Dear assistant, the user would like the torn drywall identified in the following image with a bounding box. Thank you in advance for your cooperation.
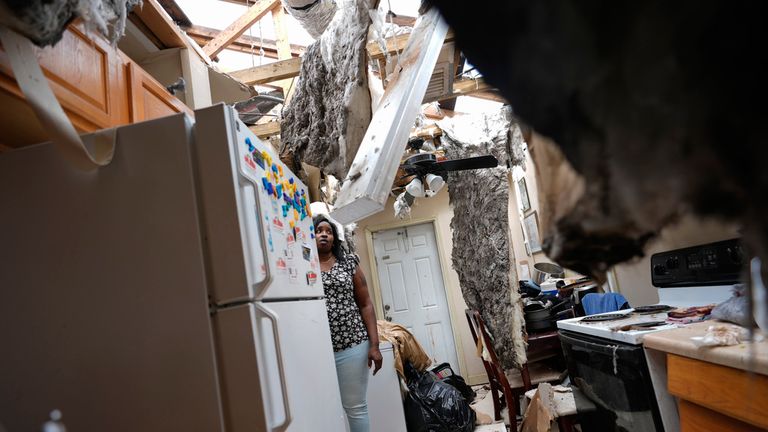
[439,107,526,369]
[280,0,374,179]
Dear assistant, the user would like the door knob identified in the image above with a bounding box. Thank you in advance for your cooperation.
[384,304,391,311]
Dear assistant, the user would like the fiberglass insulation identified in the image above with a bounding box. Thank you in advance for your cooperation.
[439,107,527,369]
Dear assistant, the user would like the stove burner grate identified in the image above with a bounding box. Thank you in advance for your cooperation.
[580,313,629,322]
[633,305,673,314]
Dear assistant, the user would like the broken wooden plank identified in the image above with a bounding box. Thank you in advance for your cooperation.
[202,0,279,58]
[249,121,281,137]
[331,8,449,223]
[182,24,305,58]
[229,57,302,85]
[410,124,443,139]
[366,29,454,60]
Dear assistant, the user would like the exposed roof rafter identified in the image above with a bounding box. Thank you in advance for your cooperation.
[182,24,305,58]
[229,56,302,85]
[202,0,279,58]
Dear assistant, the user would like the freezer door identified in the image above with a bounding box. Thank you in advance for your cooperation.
[0,114,225,432]
[213,300,346,432]
[194,104,323,304]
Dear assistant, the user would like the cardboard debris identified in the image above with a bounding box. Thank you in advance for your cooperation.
[521,383,556,432]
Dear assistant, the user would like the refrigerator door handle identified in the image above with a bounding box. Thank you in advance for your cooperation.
[254,302,292,431]
[242,182,272,300]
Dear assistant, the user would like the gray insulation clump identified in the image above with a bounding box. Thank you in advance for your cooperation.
[440,107,526,369]
[0,0,142,46]
[280,0,373,179]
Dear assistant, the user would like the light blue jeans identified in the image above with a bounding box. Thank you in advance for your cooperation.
[334,341,370,432]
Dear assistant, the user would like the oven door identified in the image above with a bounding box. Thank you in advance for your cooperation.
[559,330,664,432]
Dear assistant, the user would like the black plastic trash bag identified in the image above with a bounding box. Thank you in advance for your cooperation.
[429,363,476,403]
[403,363,476,432]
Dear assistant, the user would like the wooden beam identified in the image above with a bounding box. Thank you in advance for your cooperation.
[203,0,279,58]
[229,57,302,85]
[388,14,417,27]
[270,4,295,101]
[182,24,305,58]
[366,29,454,60]
[249,121,281,137]
[131,0,189,48]
[157,0,192,27]
[439,77,506,102]
[469,90,507,103]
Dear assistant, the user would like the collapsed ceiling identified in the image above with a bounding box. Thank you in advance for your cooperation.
[0,0,142,46]
[430,0,768,283]
[279,0,374,179]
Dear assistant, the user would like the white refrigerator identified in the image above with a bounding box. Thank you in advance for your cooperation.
[0,104,346,432]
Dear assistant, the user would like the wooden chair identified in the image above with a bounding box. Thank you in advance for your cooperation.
[465,309,565,427]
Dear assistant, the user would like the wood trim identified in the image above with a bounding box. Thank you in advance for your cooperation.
[678,399,765,432]
[182,24,304,58]
[203,0,279,58]
[229,57,302,85]
[128,62,144,122]
[667,354,768,430]
[249,121,281,138]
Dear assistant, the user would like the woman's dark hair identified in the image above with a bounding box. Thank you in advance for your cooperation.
[313,214,344,259]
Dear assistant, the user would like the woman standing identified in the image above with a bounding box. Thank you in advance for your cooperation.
[314,214,382,432]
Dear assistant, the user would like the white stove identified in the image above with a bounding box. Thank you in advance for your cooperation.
[557,309,677,345]
[557,239,745,432]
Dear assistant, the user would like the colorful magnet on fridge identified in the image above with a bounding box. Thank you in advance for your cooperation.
[306,271,318,285]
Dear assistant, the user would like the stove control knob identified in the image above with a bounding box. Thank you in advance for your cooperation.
[666,257,679,269]
[727,246,744,265]
[654,264,667,275]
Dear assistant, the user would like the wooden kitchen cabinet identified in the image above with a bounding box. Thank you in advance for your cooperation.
[0,21,191,150]
[667,354,768,432]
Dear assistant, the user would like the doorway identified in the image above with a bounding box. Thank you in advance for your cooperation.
[371,222,460,370]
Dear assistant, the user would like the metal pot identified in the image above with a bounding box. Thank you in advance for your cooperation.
[524,300,553,322]
[533,262,565,285]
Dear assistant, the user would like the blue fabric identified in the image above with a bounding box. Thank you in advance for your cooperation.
[582,293,630,315]
[334,341,370,432]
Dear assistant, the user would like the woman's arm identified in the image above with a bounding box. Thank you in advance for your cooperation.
[353,265,383,375]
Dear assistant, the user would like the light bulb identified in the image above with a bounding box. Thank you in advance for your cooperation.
[425,173,445,194]
[405,178,426,197]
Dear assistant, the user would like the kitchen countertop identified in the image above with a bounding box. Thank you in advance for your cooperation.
[643,320,768,375]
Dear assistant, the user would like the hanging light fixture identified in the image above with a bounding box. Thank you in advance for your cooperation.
[424,173,445,196]
[405,178,425,198]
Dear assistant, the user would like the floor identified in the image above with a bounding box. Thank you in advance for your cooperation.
[471,385,512,431]
[470,384,578,432]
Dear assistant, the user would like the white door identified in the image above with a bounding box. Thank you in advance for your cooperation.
[372,223,460,370]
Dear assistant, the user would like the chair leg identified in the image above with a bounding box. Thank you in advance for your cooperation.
[500,381,517,425]
[490,384,502,421]
[557,415,576,432]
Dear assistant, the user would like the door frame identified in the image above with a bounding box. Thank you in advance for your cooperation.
[364,217,468,378]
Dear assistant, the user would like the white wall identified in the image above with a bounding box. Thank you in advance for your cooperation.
[508,134,741,305]
[508,136,573,283]
[611,215,741,306]
[354,189,487,385]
